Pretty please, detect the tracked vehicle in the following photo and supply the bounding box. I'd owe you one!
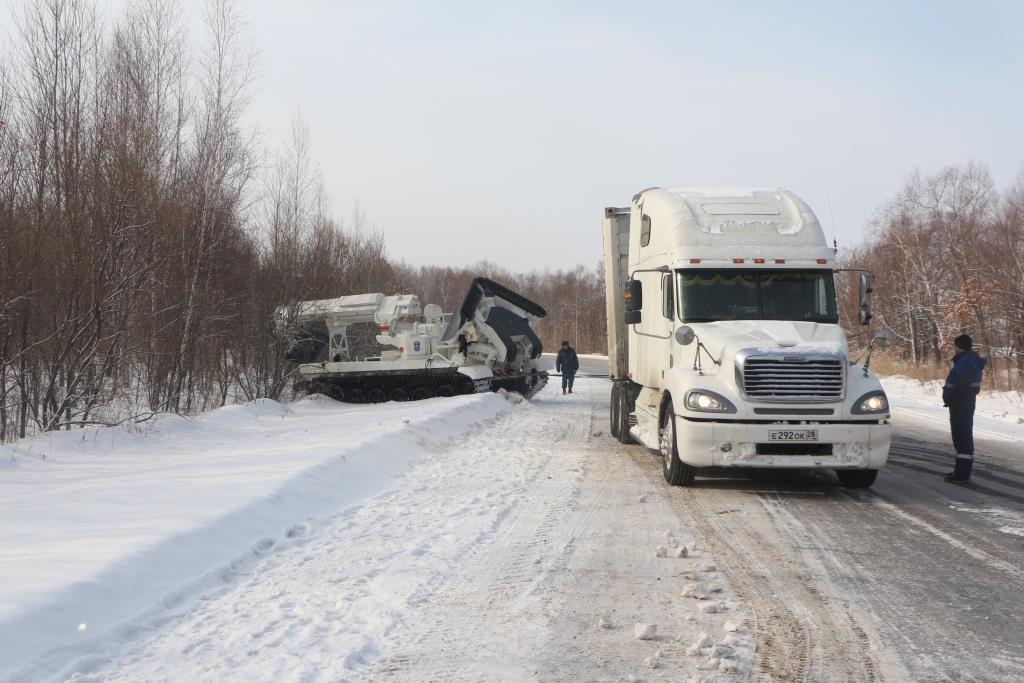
[275,278,548,402]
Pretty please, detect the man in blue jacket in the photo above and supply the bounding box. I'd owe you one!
[942,334,987,484]
[556,341,580,394]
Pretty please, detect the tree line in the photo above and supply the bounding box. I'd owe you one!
[0,0,607,442]
[2,1,1019,443]
[838,162,1024,391]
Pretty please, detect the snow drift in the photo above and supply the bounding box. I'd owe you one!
[0,393,512,678]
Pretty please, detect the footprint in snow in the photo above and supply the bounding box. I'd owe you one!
[252,537,276,554]
[285,523,309,539]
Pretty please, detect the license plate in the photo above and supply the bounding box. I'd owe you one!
[770,430,818,442]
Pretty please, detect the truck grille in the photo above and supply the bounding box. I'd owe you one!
[741,355,844,402]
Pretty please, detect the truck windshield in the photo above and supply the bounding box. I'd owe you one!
[676,269,838,323]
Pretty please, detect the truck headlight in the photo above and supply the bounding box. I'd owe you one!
[684,389,737,414]
[852,390,889,414]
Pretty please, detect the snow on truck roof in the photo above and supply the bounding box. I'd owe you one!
[636,187,830,252]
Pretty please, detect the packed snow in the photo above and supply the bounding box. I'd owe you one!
[0,377,753,681]
[7,366,1017,680]
[0,393,513,679]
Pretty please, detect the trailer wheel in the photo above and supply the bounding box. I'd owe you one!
[367,388,387,403]
[615,384,633,444]
[837,469,878,488]
[436,385,456,397]
[610,383,621,438]
[660,399,696,486]
[345,388,364,403]
[389,387,409,402]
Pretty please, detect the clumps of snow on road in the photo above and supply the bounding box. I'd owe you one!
[698,601,728,614]
[634,622,658,640]
[681,583,707,600]
[654,542,690,558]
[685,628,746,674]
[686,631,712,656]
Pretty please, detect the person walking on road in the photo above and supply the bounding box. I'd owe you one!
[556,341,579,395]
[942,334,987,484]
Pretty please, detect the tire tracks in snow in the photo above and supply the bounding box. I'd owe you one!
[367,392,592,680]
[629,453,889,683]
[370,380,752,681]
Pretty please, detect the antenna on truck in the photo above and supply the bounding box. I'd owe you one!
[824,179,839,254]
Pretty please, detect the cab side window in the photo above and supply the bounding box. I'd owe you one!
[640,214,652,247]
[662,273,674,321]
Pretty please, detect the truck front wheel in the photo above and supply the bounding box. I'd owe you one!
[660,400,696,486]
[836,469,878,488]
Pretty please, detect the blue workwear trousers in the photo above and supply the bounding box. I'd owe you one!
[949,408,975,456]
[561,371,575,392]
[949,398,976,481]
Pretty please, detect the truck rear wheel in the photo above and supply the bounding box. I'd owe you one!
[616,383,632,444]
[837,469,878,488]
[610,383,621,438]
[660,399,696,486]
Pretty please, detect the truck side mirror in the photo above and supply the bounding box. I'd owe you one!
[858,272,874,326]
[674,325,695,346]
[872,328,894,348]
[624,279,642,325]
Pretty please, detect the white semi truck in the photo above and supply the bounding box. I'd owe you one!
[603,187,892,488]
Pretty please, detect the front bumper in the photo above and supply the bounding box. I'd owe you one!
[675,418,892,469]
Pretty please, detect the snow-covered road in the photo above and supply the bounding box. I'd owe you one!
[4,365,1024,682]
[625,376,1024,682]
[5,374,752,682]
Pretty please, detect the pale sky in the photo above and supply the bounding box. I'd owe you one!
[5,1,1024,271]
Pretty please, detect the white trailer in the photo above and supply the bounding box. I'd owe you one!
[603,188,892,487]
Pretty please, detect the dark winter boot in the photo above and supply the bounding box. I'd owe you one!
[944,456,973,484]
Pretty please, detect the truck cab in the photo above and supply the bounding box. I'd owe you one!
[603,188,892,487]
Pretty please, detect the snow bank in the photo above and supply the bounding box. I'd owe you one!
[0,393,511,677]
